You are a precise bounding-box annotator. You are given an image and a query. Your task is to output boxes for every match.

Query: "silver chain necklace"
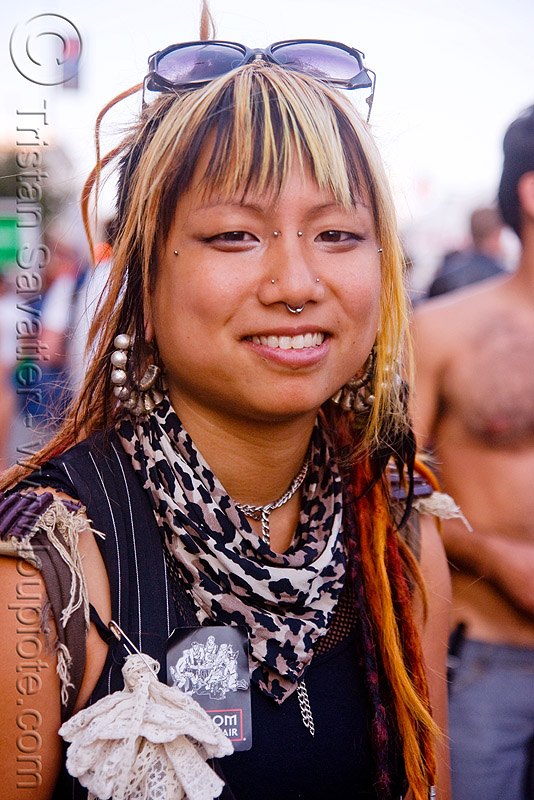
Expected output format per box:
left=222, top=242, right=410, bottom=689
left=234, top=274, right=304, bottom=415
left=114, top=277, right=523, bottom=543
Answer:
left=236, top=458, right=315, bottom=736
left=235, top=458, right=309, bottom=547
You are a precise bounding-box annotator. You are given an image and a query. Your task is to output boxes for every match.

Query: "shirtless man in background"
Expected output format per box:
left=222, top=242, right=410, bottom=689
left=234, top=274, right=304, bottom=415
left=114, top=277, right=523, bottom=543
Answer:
left=412, top=106, right=534, bottom=800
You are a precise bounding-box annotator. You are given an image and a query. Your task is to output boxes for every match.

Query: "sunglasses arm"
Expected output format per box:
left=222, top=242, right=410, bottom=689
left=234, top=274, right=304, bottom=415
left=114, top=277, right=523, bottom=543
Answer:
left=364, top=69, right=376, bottom=122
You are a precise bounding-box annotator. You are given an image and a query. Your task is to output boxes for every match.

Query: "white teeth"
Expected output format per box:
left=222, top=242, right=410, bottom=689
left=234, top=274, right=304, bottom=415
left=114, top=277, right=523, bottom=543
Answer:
left=254, top=333, right=325, bottom=349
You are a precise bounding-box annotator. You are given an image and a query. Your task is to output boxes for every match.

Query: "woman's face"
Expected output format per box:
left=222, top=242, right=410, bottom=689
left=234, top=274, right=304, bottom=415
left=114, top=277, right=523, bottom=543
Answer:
left=150, top=153, right=382, bottom=428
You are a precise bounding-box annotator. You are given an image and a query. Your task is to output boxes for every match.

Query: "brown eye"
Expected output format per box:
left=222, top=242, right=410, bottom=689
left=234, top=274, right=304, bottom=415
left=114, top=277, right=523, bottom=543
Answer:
left=206, top=231, right=257, bottom=243
left=323, top=230, right=342, bottom=242
left=221, top=231, right=247, bottom=241
left=316, top=230, right=362, bottom=243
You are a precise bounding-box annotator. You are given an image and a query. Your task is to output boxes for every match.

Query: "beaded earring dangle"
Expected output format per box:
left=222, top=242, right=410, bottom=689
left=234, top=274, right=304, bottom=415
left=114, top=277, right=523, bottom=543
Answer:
left=111, top=334, right=165, bottom=415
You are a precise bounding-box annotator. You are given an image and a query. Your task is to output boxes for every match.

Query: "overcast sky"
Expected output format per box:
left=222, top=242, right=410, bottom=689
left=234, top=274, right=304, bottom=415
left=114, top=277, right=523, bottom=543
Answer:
left=2, top=0, right=534, bottom=277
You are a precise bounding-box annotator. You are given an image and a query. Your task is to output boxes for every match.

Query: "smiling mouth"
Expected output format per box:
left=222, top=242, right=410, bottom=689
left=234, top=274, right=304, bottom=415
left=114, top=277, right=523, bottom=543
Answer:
left=249, top=333, right=326, bottom=350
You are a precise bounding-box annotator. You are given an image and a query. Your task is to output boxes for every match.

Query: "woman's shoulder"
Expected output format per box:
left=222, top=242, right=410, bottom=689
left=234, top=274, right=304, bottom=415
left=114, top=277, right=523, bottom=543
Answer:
left=16, top=429, right=133, bottom=510
left=0, top=429, right=125, bottom=560
left=39, top=428, right=121, bottom=482
left=0, top=432, right=120, bottom=714
left=0, top=484, right=93, bottom=718
left=0, top=477, right=111, bottom=796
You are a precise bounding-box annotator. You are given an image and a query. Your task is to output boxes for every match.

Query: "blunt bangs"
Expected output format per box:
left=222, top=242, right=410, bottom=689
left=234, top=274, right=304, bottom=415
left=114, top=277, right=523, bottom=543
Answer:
left=196, top=65, right=369, bottom=208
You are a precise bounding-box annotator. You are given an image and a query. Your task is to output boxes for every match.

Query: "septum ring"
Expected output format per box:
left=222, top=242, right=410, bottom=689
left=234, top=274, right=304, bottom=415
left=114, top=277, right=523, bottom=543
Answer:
left=286, top=303, right=305, bottom=314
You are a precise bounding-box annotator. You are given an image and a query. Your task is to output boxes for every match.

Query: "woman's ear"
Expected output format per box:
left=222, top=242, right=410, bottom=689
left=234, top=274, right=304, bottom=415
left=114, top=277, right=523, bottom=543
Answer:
left=517, top=171, right=534, bottom=221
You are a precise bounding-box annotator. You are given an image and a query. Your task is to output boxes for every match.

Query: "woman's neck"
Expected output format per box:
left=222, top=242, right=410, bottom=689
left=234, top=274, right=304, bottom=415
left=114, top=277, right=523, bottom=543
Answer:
left=169, top=396, right=317, bottom=508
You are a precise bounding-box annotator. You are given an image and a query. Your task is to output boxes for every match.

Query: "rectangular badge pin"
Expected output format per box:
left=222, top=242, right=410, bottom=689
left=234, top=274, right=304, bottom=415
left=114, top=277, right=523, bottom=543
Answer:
left=166, top=625, right=252, bottom=751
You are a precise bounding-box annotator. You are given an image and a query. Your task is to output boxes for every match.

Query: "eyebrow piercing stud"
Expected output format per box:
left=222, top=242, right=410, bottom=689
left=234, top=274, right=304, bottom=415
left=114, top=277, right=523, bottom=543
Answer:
left=377, top=248, right=383, bottom=253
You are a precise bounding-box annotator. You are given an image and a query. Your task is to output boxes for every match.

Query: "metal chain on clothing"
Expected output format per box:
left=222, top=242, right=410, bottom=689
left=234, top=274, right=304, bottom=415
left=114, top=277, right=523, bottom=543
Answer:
left=296, top=679, right=315, bottom=736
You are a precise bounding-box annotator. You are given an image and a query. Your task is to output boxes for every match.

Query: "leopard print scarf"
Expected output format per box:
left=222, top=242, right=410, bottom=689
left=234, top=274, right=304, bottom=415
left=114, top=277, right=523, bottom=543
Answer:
left=118, top=397, right=345, bottom=703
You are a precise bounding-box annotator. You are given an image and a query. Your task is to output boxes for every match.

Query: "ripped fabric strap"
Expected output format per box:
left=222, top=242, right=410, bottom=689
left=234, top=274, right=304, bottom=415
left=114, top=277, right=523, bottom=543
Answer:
left=0, top=490, right=90, bottom=720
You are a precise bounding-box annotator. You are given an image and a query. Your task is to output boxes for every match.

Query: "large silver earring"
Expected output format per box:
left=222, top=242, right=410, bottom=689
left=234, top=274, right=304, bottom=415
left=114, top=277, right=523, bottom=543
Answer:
left=331, top=348, right=375, bottom=412
left=111, top=334, right=164, bottom=415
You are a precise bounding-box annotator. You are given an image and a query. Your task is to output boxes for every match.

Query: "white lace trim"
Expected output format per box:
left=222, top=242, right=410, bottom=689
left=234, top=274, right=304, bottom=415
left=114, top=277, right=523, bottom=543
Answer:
left=59, top=653, right=233, bottom=800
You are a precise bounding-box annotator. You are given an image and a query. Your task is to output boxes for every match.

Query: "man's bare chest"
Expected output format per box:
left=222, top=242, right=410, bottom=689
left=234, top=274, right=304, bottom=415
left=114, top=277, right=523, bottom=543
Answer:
left=441, top=317, right=534, bottom=445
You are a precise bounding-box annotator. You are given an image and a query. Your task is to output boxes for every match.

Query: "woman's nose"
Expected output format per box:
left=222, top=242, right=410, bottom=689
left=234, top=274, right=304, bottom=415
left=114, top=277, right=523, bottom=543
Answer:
left=259, top=234, right=324, bottom=307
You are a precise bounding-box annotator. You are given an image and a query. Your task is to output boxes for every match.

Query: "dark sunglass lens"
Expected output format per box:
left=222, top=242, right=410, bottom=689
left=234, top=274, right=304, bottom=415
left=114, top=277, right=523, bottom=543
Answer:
left=272, top=42, right=362, bottom=83
left=156, top=43, right=246, bottom=84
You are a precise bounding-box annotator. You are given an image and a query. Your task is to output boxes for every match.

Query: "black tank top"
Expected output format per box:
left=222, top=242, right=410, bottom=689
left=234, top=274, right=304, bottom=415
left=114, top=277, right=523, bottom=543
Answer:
left=34, top=431, right=402, bottom=799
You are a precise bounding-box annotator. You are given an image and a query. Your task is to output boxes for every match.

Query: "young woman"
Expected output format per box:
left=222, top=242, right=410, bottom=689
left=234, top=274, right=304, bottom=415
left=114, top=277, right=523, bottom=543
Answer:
left=0, top=15, right=451, bottom=800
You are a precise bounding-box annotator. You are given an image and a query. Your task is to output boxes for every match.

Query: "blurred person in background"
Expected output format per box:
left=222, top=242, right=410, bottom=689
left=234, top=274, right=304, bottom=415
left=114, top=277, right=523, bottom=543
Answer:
left=412, top=105, right=534, bottom=800
left=67, top=217, right=115, bottom=395
left=0, top=274, right=17, bottom=471
left=426, top=205, right=506, bottom=298
left=24, top=236, right=84, bottom=429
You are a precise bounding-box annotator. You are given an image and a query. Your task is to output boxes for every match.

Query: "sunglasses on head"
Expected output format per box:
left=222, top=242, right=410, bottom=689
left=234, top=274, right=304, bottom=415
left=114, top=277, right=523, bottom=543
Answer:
left=145, top=39, right=376, bottom=120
